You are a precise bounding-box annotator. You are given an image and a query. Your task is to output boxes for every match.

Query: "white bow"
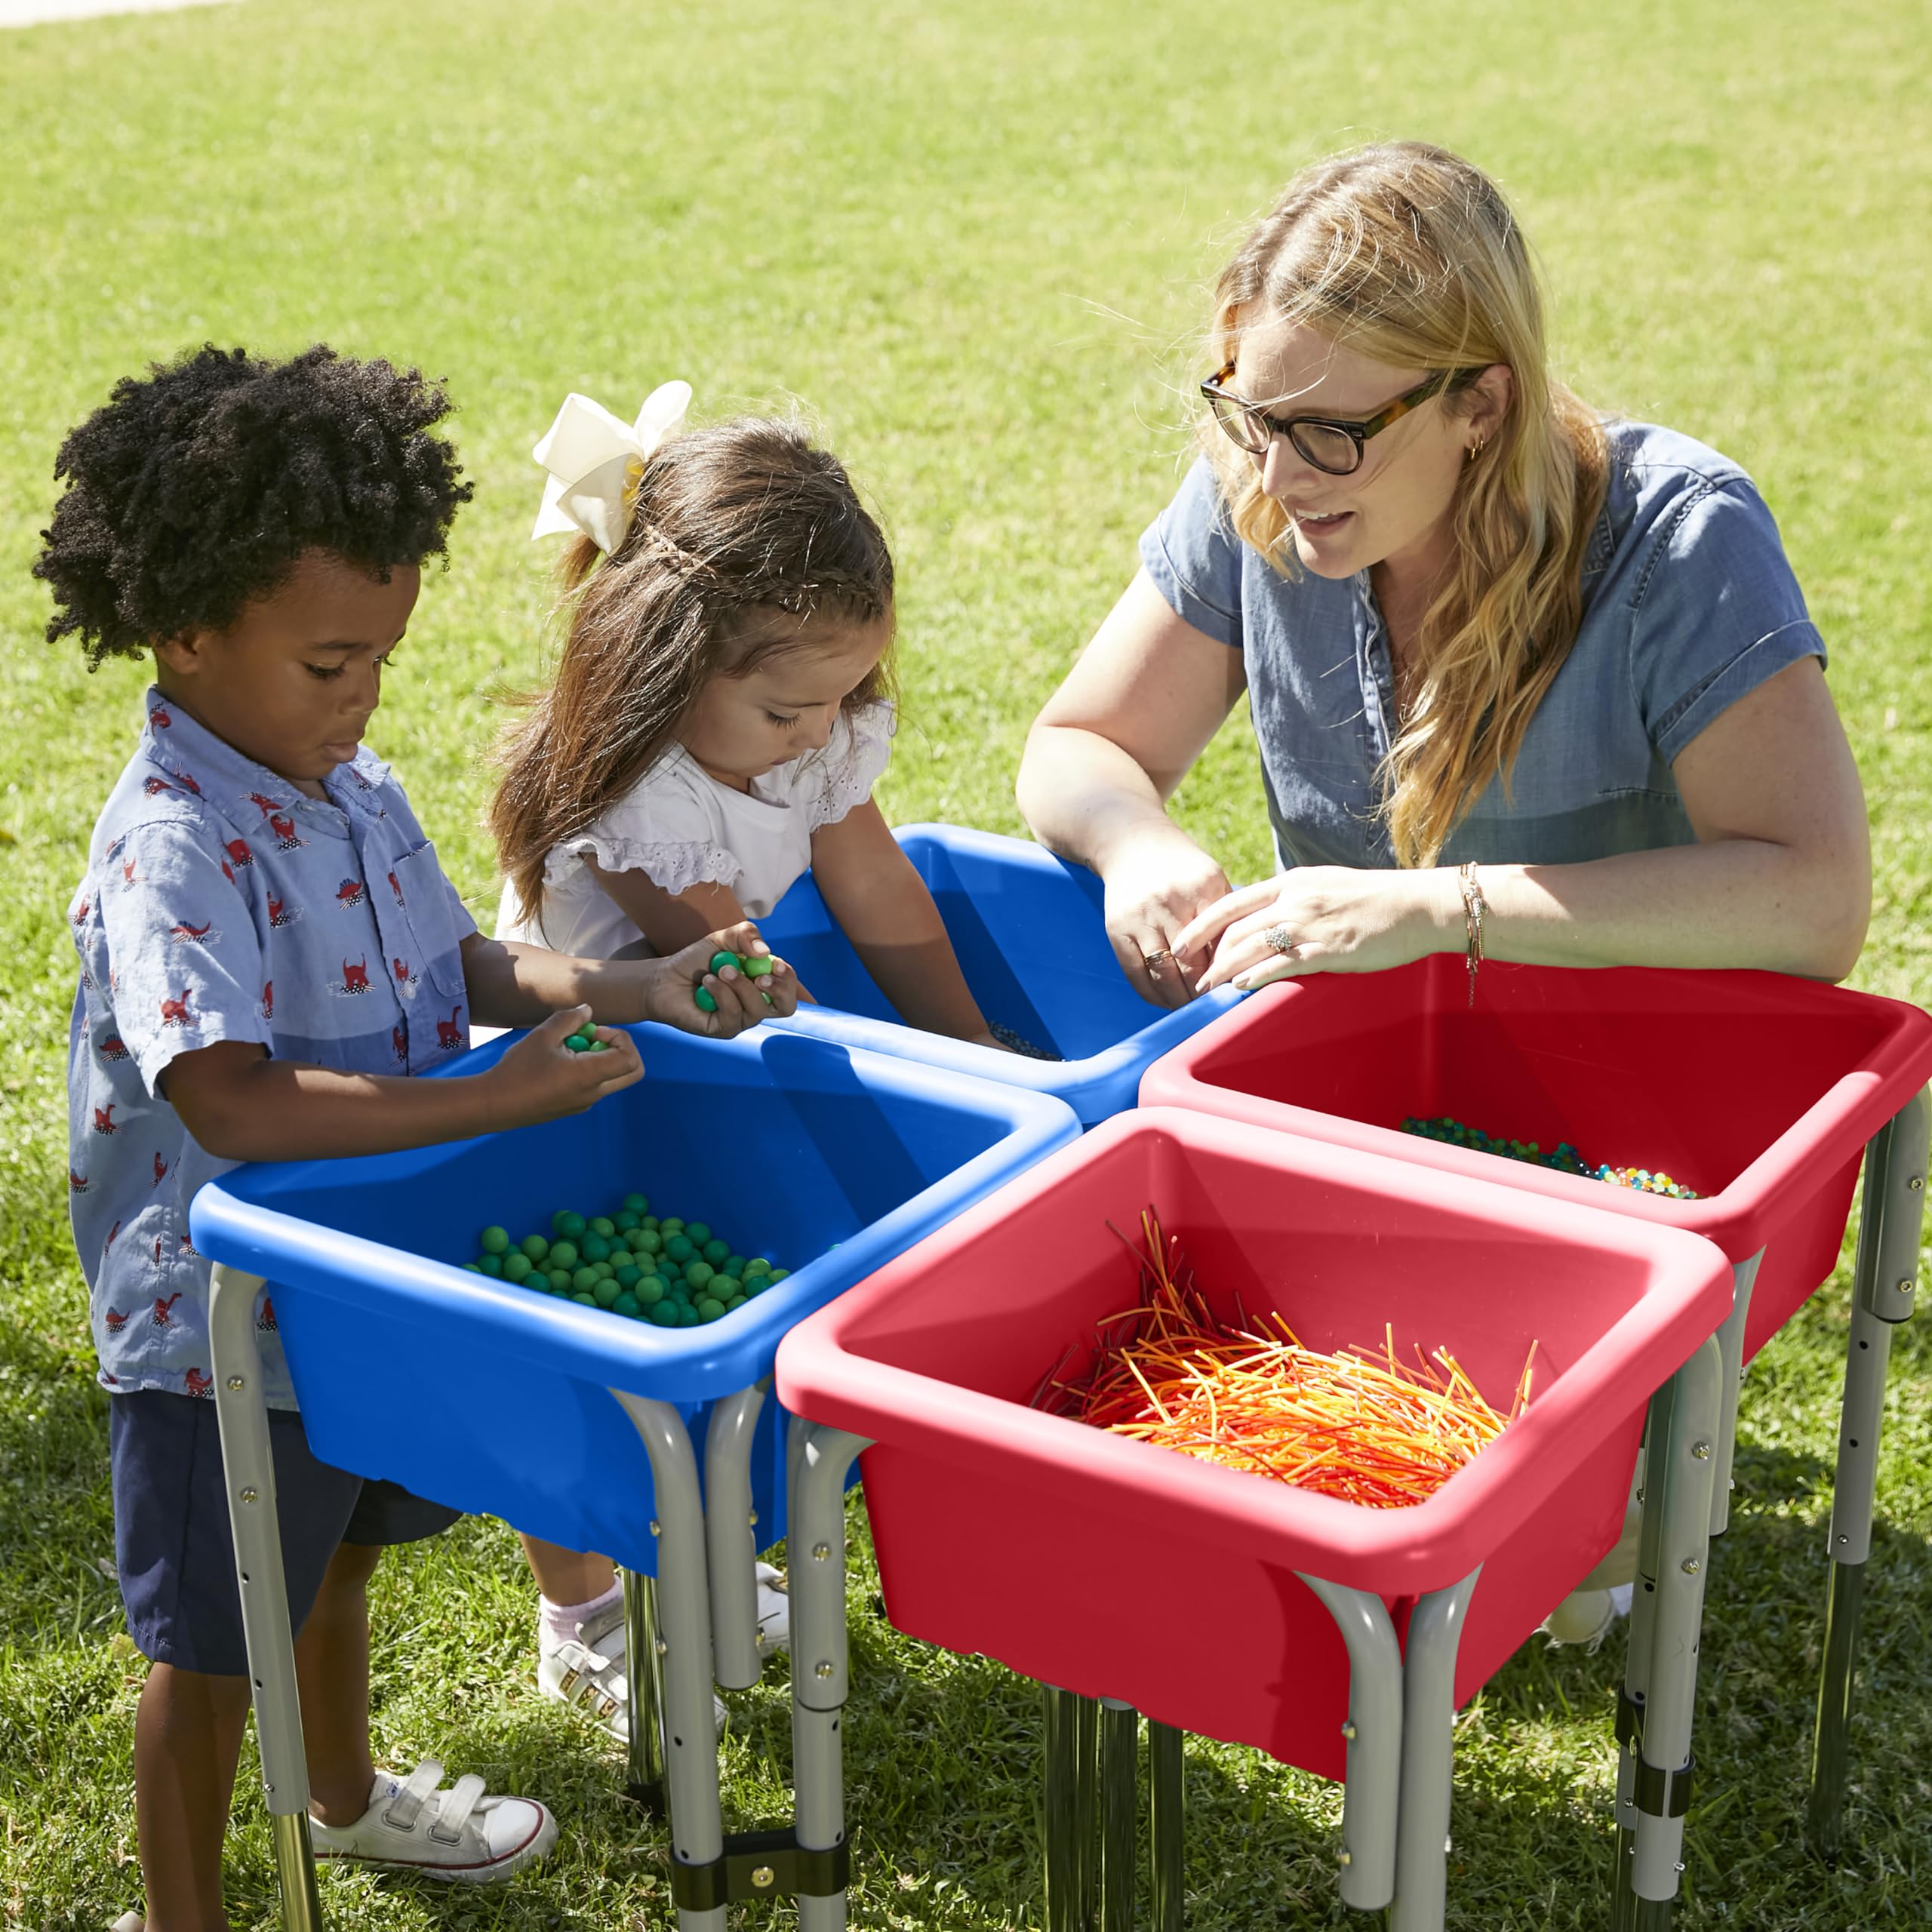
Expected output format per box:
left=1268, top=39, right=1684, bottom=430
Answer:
left=530, top=381, right=694, bottom=553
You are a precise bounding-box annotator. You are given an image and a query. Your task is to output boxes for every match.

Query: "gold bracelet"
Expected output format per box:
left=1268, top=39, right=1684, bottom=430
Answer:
left=1457, top=860, right=1487, bottom=1008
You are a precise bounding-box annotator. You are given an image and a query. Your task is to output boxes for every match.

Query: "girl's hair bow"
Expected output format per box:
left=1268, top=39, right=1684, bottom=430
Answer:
left=529, top=380, right=693, bottom=554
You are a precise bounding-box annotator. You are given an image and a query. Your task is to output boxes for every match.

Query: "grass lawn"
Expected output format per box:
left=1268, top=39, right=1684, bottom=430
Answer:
left=3, top=1, right=1930, bottom=1925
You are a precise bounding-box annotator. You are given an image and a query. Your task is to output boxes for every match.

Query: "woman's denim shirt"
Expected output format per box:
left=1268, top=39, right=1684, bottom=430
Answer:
left=1139, top=422, right=1826, bottom=869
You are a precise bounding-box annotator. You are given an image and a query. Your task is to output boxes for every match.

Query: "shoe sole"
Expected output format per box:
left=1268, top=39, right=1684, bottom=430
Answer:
left=315, top=1810, right=559, bottom=1884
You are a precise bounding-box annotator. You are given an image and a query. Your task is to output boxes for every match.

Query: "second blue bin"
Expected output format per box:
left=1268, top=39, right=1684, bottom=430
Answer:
left=760, top=823, right=1239, bottom=1124
left=189, top=1024, right=1079, bottom=1574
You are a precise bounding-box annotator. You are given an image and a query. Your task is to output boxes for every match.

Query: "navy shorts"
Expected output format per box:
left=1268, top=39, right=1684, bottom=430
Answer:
left=109, top=1389, right=460, bottom=1677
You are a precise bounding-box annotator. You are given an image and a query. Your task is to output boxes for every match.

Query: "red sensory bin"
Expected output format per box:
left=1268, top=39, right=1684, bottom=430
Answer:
left=776, top=1108, right=1730, bottom=1776
left=1141, top=959, right=1932, bottom=1361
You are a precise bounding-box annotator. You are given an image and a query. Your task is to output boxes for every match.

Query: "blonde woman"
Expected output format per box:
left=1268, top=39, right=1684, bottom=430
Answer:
left=1017, top=140, right=1869, bottom=1008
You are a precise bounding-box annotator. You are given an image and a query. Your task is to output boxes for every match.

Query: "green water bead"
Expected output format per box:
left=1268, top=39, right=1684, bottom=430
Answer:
left=721, top=1254, right=746, bottom=1275
left=768, top=1268, right=789, bottom=1284
left=648, top=1300, right=679, bottom=1327
left=694, top=986, right=718, bottom=1014
left=665, top=1234, right=694, bottom=1263
left=685, top=1221, right=712, bottom=1247
left=565, top=1034, right=588, bottom=1053
left=479, top=1225, right=509, bottom=1254
left=548, top=1240, right=579, bottom=1271
left=613, top=1291, right=642, bottom=1318
left=571, top=1266, right=600, bottom=1294
left=614, top=1263, right=641, bottom=1287
left=725, top=1294, right=747, bottom=1312
left=520, top=1234, right=550, bottom=1263
left=547, top=1269, right=572, bottom=1293
left=742, top=953, right=774, bottom=980
left=684, top=1260, right=715, bottom=1291
left=462, top=1262, right=482, bottom=1273
left=659, top=1217, right=684, bottom=1234
left=622, top=1191, right=650, bottom=1214
left=568, top=1291, right=594, bottom=1306
left=588, top=1216, right=615, bottom=1238
left=631, top=1228, right=662, bottom=1255
left=708, top=950, right=740, bottom=977
left=477, top=1253, right=503, bottom=1277
left=592, top=1276, right=622, bottom=1308
left=615, top=1211, right=640, bottom=1232
left=701, top=1237, right=730, bottom=1266
left=580, top=1233, right=611, bottom=1263
left=552, top=1211, right=586, bottom=1238
left=503, top=1252, right=533, bottom=1282
left=635, top=1275, right=665, bottom=1306
left=696, top=1296, right=725, bottom=1321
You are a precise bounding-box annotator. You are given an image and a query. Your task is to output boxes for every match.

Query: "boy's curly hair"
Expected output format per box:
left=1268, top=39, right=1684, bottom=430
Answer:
left=35, top=343, right=475, bottom=666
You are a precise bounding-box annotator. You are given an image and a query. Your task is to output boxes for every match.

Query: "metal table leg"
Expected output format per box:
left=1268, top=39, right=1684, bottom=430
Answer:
left=1074, top=1690, right=1100, bottom=1927
left=1146, top=1720, right=1184, bottom=1932
left=1628, top=1337, right=1723, bottom=1929
left=1298, top=1574, right=1404, bottom=1912
left=790, top=1420, right=870, bottom=1931
left=622, top=1567, right=669, bottom=1814
left=1098, top=1699, right=1137, bottom=1932
left=704, top=1382, right=769, bottom=1690
left=1389, top=1568, right=1482, bottom=1932
left=1807, top=1088, right=1929, bottom=1861
left=1043, top=1685, right=1086, bottom=1932
left=613, top=1392, right=725, bottom=1932
left=208, top=1263, right=325, bottom=1932
left=1708, top=1252, right=1760, bottom=1539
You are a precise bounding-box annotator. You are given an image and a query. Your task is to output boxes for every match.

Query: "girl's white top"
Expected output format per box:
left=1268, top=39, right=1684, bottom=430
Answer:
left=496, top=702, right=894, bottom=958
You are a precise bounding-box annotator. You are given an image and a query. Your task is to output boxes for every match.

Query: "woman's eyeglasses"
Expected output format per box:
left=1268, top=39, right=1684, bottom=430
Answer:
left=1201, top=363, right=1481, bottom=476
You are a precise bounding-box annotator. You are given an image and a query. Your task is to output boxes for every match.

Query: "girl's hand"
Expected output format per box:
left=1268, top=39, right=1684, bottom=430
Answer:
left=486, top=1007, right=645, bottom=1127
left=1099, top=826, right=1234, bottom=1009
left=637, top=924, right=800, bottom=1036
left=1183, top=867, right=1457, bottom=992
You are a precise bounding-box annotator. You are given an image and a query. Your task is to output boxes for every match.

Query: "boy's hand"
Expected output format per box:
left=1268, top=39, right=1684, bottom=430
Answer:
left=486, top=1006, right=644, bottom=1128
left=638, top=924, right=800, bottom=1036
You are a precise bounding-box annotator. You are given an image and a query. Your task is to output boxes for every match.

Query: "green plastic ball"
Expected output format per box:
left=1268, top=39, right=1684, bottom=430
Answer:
left=638, top=1214, right=660, bottom=1232
left=580, top=1233, right=611, bottom=1263
left=571, top=1266, right=600, bottom=1294
left=621, top=1192, right=650, bottom=1214
left=696, top=1296, right=725, bottom=1321
left=549, top=1269, right=573, bottom=1293
left=479, top=1226, right=509, bottom=1254
left=702, top=1237, right=730, bottom=1266
left=744, top=1256, right=771, bottom=1277
left=614, top=1263, right=641, bottom=1289
left=615, top=1211, right=640, bottom=1232
left=659, top=1217, right=684, bottom=1235
left=589, top=1216, right=615, bottom=1238
left=503, top=1252, right=532, bottom=1282
left=462, top=1262, right=482, bottom=1273
left=686, top=1221, right=712, bottom=1247
left=520, top=1234, right=550, bottom=1263
left=768, top=1268, right=789, bottom=1284
left=632, top=1228, right=663, bottom=1255
left=725, top=1294, right=746, bottom=1312
left=592, top=1277, right=622, bottom=1308
left=665, top=1234, right=694, bottom=1263
left=635, top=1275, right=665, bottom=1306
left=648, top=1300, right=678, bottom=1327
left=558, top=1211, right=587, bottom=1240
left=684, top=1260, right=714, bottom=1291
left=573, top=1292, right=598, bottom=1306
left=547, top=1240, right=579, bottom=1271
left=613, top=1292, right=642, bottom=1318
left=477, top=1253, right=503, bottom=1277
left=721, top=1254, right=746, bottom=1278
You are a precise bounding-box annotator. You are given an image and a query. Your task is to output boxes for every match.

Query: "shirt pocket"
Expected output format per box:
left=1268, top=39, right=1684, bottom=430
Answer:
left=388, top=844, right=469, bottom=1000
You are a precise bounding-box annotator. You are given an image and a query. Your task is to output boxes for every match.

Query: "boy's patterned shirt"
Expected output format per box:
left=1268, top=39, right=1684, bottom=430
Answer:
left=66, top=690, right=477, bottom=1407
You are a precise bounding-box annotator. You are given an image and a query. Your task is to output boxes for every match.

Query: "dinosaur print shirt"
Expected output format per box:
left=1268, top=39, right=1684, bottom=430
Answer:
left=66, top=691, right=476, bottom=1408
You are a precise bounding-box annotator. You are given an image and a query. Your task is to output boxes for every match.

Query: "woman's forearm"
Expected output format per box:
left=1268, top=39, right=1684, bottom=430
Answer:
left=1451, top=836, right=1869, bottom=980
left=1016, top=721, right=1199, bottom=873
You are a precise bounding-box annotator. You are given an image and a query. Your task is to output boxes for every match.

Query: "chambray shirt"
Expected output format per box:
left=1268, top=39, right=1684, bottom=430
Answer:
left=66, top=692, right=476, bottom=1408
left=1140, top=422, right=1826, bottom=869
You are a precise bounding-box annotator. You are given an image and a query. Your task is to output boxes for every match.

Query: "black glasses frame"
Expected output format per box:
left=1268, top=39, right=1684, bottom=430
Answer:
left=1200, top=363, right=1482, bottom=475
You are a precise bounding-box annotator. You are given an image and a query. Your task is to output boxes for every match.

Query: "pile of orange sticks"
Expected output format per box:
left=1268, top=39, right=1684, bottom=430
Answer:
left=1032, top=1210, right=1537, bottom=1509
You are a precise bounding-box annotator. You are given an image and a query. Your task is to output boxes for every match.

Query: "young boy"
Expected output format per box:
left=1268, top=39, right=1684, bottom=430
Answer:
left=38, top=343, right=793, bottom=1931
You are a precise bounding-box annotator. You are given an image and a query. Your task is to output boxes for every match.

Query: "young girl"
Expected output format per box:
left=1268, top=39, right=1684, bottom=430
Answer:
left=490, top=387, right=1005, bottom=1735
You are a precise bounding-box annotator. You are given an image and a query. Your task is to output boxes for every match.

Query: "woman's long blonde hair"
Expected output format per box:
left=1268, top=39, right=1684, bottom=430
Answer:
left=1207, top=140, right=1607, bottom=867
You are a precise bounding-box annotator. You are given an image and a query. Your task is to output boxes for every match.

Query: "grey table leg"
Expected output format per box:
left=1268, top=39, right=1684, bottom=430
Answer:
left=1098, top=1699, right=1137, bottom=1932
left=1298, top=1574, right=1404, bottom=1912
left=1146, top=1720, right=1184, bottom=1932
left=1612, top=1397, right=1665, bottom=1932
left=613, top=1392, right=725, bottom=1932
left=1708, top=1252, right=1760, bottom=1539
left=790, top=1420, right=870, bottom=1932
left=1808, top=1088, right=1929, bottom=1861
left=1074, top=1690, right=1100, bottom=1930
left=1389, top=1568, right=1481, bottom=1932
left=622, top=1567, right=669, bottom=1814
left=704, top=1382, right=769, bottom=1690
left=1628, top=1337, right=1722, bottom=1925
left=208, top=1263, right=325, bottom=1932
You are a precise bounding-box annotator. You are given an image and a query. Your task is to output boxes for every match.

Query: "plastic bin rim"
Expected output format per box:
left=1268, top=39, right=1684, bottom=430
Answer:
left=1139, top=971, right=1932, bottom=1256
left=776, top=1106, right=1734, bottom=1592
left=189, top=1031, right=1081, bottom=1401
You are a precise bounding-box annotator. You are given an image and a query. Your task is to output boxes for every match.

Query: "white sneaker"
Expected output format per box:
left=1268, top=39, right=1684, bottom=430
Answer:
left=754, top=1561, right=791, bottom=1654
left=309, top=1761, right=557, bottom=1882
left=539, top=1594, right=736, bottom=1742
left=1543, top=1581, right=1635, bottom=1651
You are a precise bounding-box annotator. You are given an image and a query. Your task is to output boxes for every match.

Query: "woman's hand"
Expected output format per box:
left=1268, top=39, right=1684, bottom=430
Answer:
left=486, top=1007, right=645, bottom=1127
left=1100, top=826, right=1235, bottom=1009
left=633, top=924, right=800, bottom=1035
left=1183, top=867, right=1457, bottom=992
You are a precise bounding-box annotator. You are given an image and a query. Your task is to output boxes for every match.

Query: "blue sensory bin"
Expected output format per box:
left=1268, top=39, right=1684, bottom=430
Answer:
left=189, top=1025, right=1079, bottom=1575
left=760, top=823, right=1240, bottom=1125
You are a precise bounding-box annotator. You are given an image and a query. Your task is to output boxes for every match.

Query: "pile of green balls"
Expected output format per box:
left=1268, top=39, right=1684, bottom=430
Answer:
left=463, top=1192, right=792, bottom=1325
left=694, top=949, right=775, bottom=1014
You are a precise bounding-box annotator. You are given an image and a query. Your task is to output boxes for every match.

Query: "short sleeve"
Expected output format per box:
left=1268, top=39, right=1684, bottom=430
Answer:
left=806, top=702, right=896, bottom=832
left=1631, top=478, right=1826, bottom=764
left=1138, top=457, right=1245, bottom=650
left=96, top=820, right=269, bottom=1095
left=551, top=758, right=744, bottom=900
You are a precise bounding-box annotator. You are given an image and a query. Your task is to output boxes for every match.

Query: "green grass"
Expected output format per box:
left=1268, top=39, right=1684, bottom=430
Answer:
left=2, top=0, right=1930, bottom=1924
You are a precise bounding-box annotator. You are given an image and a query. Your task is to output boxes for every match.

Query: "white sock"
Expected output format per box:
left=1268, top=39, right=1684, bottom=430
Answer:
left=538, top=1580, right=623, bottom=1653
